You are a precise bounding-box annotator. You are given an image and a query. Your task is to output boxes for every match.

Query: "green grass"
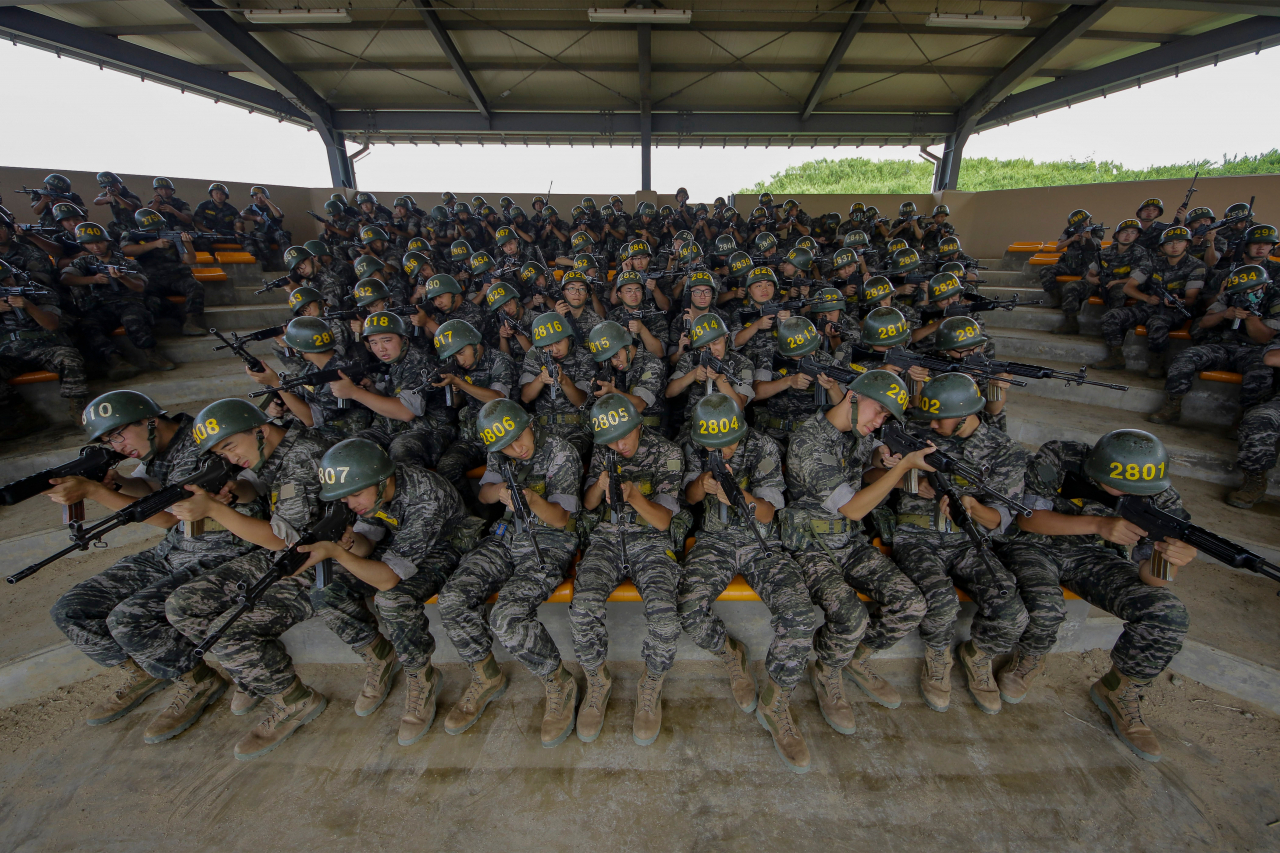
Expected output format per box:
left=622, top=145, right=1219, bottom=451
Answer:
left=741, top=150, right=1280, bottom=194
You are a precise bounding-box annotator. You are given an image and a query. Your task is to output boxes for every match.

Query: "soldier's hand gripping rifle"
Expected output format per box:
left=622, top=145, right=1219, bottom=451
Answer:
left=211, top=327, right=282, bottom=408
left=698, top=348, right=731, bottom=395
left=1, top=445, right=125, bottom=531
left=247, top=360, right=385, bottom=399
left=542, top=349, right=562, bottom=402
left=8, top=457, right=237, bottom=584
left=797, top=355, right=859, bottom=409
left=705, top=450, right=773, bottom=558
left=1117, top=495, right=1280, bottom=586
left=499, top=458, right=549, bottom=572
left=606, top=451, right=631, bottom=573
left=17, top=186, right=79, bottom=206
left=961, top=353, right=1130, bottom=391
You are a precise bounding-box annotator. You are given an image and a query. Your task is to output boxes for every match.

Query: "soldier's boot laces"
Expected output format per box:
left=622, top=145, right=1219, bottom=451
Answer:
left=1051, top=311, right=1080, bottom=335
left=443, top=654, right=507, bottom=735
left=755, top=677, right=811, bottom=774
left=540, top=662, right=578, bottom=748
left=809, top=659, right=857, bottom=735
left=996, top=648, right=1047, bottom=704
left=576, top=664, right=612, bottom=743
left=105, top=354, right=141, bottom=382
left=845, top=642, right=901, bottom=709
left=229, top=683, right=262, bottom=716
left=234, top=677, right=327, bottom=761
left=1147, top=394, right=1183, bottom=425
left=1145, top=349, right=1167, bottom=379
left=142, top=349, right=176, bottom=372
left=353, top=634, right=400, bottom=717
left=920, top=645, right=953, bottom=713
left=87, top=658, right=170, bottom=726
left=398, top=663, right=440, bottom=746
left=1091, top=345, right=1127, bottom=371
left=1091, top=666, right=1162, bottom=762
left=959, top=640, right=1002, bottom=714
left=1226, top=468, right=1269, bottom=509
left=143, top=661, right=228, bottom=743
left=715, top=636, right=758, bottom=713
left=632, top=668, right=666, bottom=746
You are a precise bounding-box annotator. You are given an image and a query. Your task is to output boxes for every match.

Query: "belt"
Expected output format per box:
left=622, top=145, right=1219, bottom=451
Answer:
left=604, top=506, right=650, bottom=527
left=897, top=512, right=954, bottom=533
left=757, top=413, right=802, bottom=432
left=8, top=330, right=56, bottom=342
left=641, top=415, right=661, bottom=428
left=809, top=517, right=854, bottom=535
left=538, top=413, right=582, bottom=425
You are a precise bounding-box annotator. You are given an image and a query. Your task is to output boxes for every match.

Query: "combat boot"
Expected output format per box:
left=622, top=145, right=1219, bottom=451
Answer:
left=959, top=640, right=1002, bottom=714
left=809, top=658, right=857, bottom=734
left=1090, top=345, right=1127, bottom=371
left=1090, top=666, right=1162, bottom=762
left=181, top=314, right=206, bottom=337
left=443, top=654, right=507, bottom=735
left=233, top=677, right=327, bottom=760
left=1226, top=468, right=1269, bottom=509
left=141, top=349, right=176, bottom=372
left=845, top=642, right=901, bottom=709
left=714, top=636, right=757, bottom=713
left=352, top=633, right=400, bottom=717
left=86, top=658, right=170, bottom=726
left=229, top=683, right=261, bottom=716
left=633, top=668, right=666, bottom=746
left=1147, top=393, right=1183, bottom=425
left=398, top=663, right=440, bottom=746
left=756, top=677, right=811, bottom=774
left=1051, top=311, right=1080, bottom=335
left=920, top=645, right=953, bottom=712
left=996, top=647, right=1046, bottom=704
left=540, top=662, right=578, bottom=748
left=143, top=661, right=228, bottom=743
left=577, top=664, right=612, bottom=743
left=66, top=395, right=89, bottom=424
left=105, top=353, right=141, bottom=381
left=1145, top=349, right=1167, bottom=379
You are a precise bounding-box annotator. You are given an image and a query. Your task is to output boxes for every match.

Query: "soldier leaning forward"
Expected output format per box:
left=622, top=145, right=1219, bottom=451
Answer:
left=995, top=430, right=1195, bottom=762
left=574, top=395, right=685, bottom=747
left=586, top=320, right=667, bottom=431
left=665, top=313, right=756, bottom=443
left=519, top=311, right=597, bottom=461
left=1055, top=220, right=1150, bottom=336
left=165, top=401, right=333, bottom=760
left=753, top=316, right=843, bottom=449
left=240, top=186, right=291, bottom=270
left=438, top=400, right=584, bottom=747
left=284, top=286, right=364, bottom=368
left=302, top=439, right=483, bottom=746
left=679, top=394, right=817, bottom=772
left=730, top=267, right=791, bottom=367
left=783, top=371, right=929, bottom=735
left=120, top=208, right=206, bottom=336
left=49, top=392, right=261, bottom=743
left=1039, top=208, right=1102, bottom=310
left=0, top=260, right=88, bottom=423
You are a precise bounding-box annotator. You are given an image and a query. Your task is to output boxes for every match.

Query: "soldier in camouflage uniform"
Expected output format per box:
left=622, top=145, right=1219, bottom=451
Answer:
left=438, top=400, right=584, bottom=747
left=929, top=316, right=1012, bottom=433
left=1134, top=197, right=1188, bottom=254
left=996, top=430, right=1195, bottom=762
left=754, top=316, right=845, bottom=449
left=146, top=177, right=194, bottom=229
left=547, top=272, right=604, bottom=344
left=1058, top=219, right=1151, bottom=336
left=92, top=171, right=144, bottom=243
left=305, top=238, right=358, bottom=309
left=191, top=183, right=243, bottom=252
left=1206, top=221, right=1280, bottom=304
left=919, top=205, right=957, bottom=255
left=586, top=320, right=666, bottom=431
left=731, top=267, right=792, bottom=367
left=519, top=311, right=596, bottom=461
left=415, top=273, right=491, bottom=342
left=608, top=271, right=669, bottom=359
left=484, top=281, right=536, bottom=360
left=666, top=312, right=755, bottom=443
left=240, top=186, right=290, bottom=269
left=0, top=260, right=88, bottom=423
left=121, top=208, right=206, bottom=336
left=48, top=391, right=259, bottom=741
left=1226, top=341, right=1280, bottom=508
left=387, top=196, right=421, bottom=252
left=0, top=217, right=57, bottom=287
left=1040, top=209, right=1103, bottom=315
left=27, top=173, right=86, bottom=229
left=883, top=201, right=923, bottom=250
left=666, top=269, right=729, bottom=364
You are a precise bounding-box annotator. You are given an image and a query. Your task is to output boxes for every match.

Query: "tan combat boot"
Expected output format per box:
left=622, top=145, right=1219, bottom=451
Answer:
left=143, top=661, right=228, bottom=743
left=715, top=636, right=758, bottom=713
left=352, top=634, right=400, bottom=717
left=540, top=662, right=578, bottom=748
left=577, top=664, right=613, bottom=743
left=1090, top=666, right=1162, bottom=762
left=809, top=659, right=857, bottom=735
left=398, top=663, right=440, bottom=746
left=1145, top=349, right=1167, bottom=379
left=233, top=677, right=327, bottom=761
left=1226, top=468, right=1269, bottom=509
left=845, top=643, right=901, bottom=709
left=1091, top=345, right=1127, bottom=371
left=181, top=315, right=206, bottom=336
left=87, top=658, right=170, bottom=726
left=756, top=677, right=811, bottom=774
left=104, top=354, right=141, bottom=382
left=920, top=645, right=953, bottom=712
left=959, top=640, right=1002, bottom=715
left=1147, top=394, right=1183, bottom=425
left=996, top=648, right=1047, bottom=704
left=1051, top=311, right=1080, bottom=335
left=443, top=654, right=507, bottom=735
left=142, top=349, right=176, bottom=372
left=633, top=668, right=666, bottom=746
left=229, top=683, right=261, bottom=716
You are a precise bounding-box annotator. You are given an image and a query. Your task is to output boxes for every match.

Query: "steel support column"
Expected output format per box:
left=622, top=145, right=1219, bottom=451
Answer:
left=324, top=131, right=355, bottom=189
left=639, top=23, right=653, bottom=191
left=933, top=133, right=965, bottom=192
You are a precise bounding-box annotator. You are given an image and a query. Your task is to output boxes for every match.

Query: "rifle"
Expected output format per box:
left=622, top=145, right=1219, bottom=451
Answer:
left=1193, top=195, right=1255, bottom=238
left=7, top=457, right=237, bottom=584
left=213, top=325, right=284, bottom=348
left=1, top=445, right=125, bottom=532
left=413, top=363, right=457, bottom=408
left=14, top=224, right=62, bottom=237
left=1, top=284, right=43, bottom=320
left=606, top=451, right=630, bottom=573
left=881, top=420, right=1033, bottom=517
left=1156, top=289, right=1192, bottom=320
left=121, top=229, right=198, bottom=245
left=17, top=186, right=78, bottom=206
left=705, top=449, right=773, bottom=558
left=1180, top=171, right=1200, bottom=219
left=698, top=348, right=732, bottom=395
left=210, top=328, right=270, bottom=373
left=498, top=458, right=549, bottom=572
left=1227, top=289, right=1264, bottom=331
left=844, top=344, right=1030, bottom=387
left=542, top=349, right=561, bottom=401
left=256, top=273, right=295, bottom=295
left=961, top=354, right=1130, bottom=391
left=247, top=360, right=386, bottom=400
left=921, top=294, right=1041, bottom=320
left=195, top=503, right=353, bottom=655
left=307, top=210, right=337, bottom=226
left=738, top=297, right=822, bottom=324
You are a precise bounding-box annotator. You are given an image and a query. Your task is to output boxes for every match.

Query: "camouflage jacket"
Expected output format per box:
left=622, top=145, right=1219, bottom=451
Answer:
left=757, top=348, right=840, bottom=426
left=119, top=236, right=193, bottom=282
left=519, top=343, right=596, bottom=418
left=352, top=464, right=468, bottom=579
left=1194, top=281, right=1280, bottom=346
left=586, top=427, right=683, bottom=536
left=682, top=427, right=785, bottom=540
left=1089, top=242, right=1152, bottom=285
left=477, top=425, right=581, bottom=550
left=608, top=303, right=670, bottom=351
left=455, top=344, right=518, bottom=441
left=240, top=422, right=333, bottom=545
left=611, top=347, right=666, bottom=417
left=783, top=412, right=876, bottom=549
left=102, top=187, right=144, bottom=230
left=1142, top=253, right=1207, bottom=301
left=288, top=357, right=375, bottom=434
left=0, top=281, right=65, bottom=336
left=192, top=200, right=240, bottom=233
left=64, top=250, right=148, bottom=310
left=670, top=347, right=755, bottom=417
left=2, top=239, right=56, bottom=287
left=153, top=197, right=193, bottom=230
left=369, top=344, right=450, bottom=434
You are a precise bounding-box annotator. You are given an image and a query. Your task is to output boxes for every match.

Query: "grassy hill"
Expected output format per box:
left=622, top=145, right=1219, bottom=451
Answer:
left=741, top=150, right=1280, bottom=194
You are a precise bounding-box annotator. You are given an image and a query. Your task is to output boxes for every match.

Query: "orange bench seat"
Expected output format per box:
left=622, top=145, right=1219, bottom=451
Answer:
left=1028, top=254, right=1062, bottom=266
left=193, top=252, right=216, bottom=265
left=6, top=370, right=58, bottom=385
left=193, top=267, right=228, bottom=283
left=1056, top=275, right=1081, bottom=283
left=215, top=251, right=257, bottom=264
left=1134, top=321, right=1192, bottom=340
left=1199, top=371, right=1243, bottom=384
left=211, top=243, right=245, bottom=252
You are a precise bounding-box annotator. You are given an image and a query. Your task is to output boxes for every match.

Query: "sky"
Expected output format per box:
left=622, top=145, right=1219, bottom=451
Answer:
left=2, top=39, right=1279, bottom=197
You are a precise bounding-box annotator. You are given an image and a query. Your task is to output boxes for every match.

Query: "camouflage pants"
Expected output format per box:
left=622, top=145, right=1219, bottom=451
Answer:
left=242, top=227, right=291, bottom=265
left=1038, top=256, right=1090, bottom=300
left=0, top=337, right=88, bottom=398
left=1237, top=398, right=1280, bottom=473
left=310, top=551, right=457, bottom=671
left=540, top=419, right=593, bottom=464
left=893, top=534, right=1028, bottom=654
left=166, top=550, right=315, bottom=696
left=570, top=531, right=681, bottom=674
left=438, top=532, right=576, bottom=677
left=435, top=437, right=487, bottom=488
left=1166, top=342, right=1273, bottom=408
left=357, top=422, right=454, bottom=469
left=1100, top=303, right=1187, bottom=351
left=146, top=272, right=204, bottom=317
left=77, top=299, right=156, bottom=359
left=998, top=540, right=1188, bottom=681
left=678, top=533, right=815, bottom=689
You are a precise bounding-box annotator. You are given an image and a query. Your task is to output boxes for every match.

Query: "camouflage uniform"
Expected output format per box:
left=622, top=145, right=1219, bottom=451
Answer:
left=1164, top=284, right=1280, bottom=409
left=668, top=347, right=755, bottom=440
left=920, top=221, right=957, bottom=255
left=665, top=306, right=731, bottom=354
left=51, top=415, right=261, bottom=679
left=389, top=214, right=421, bottom=253
left=608, top=304, right=670, bottom=355
left=438, top=430, right=582, bottom=677
left=1136, top=220, right=1177, bottom=254
left=191, top=200, right=241, bottom=252
left=241, top=203, right=290, bottom=264
left=63, top=251, right=157, bottom=361
left=754, top=348, right=839, bottom=448
left=152, top=197, right=193, bottom=230
left=519, top=344, right=597, bottom=461
left=1039, top=230, right=1103, bottom=302
left=316, top=258, right=358, bottom=310
left=1236, top=390, right=1280, bottom=475
left=37, top=192, right=86, bottom=229
left=0, top=283, right=87, bottom=402
left=487, top=306, right=536, bottom=362
left=611, top=347, right=667, bottom=427
left=1100, top=253, right=1205, bottom=351
left=119, top=235, right=204, bottom=320
left=996, top=440, right=1189, bottom=680
left=436, top=298, right=492, bottom=343
left=356, top=345, right=455, bottom=468
left=2, top=238, right=57, bottom=287
left=679, top=430, right=815, bottom=689
left=165, top=424, right=332, bottom=696
left=1076, top=242, right=1152, bottom=316
left=435, top=345, right=518, bottom=487
left=571, top=429, right=684, bottom=674
left=102, top=187, right=144, bottom=243
left=286, top=358, right=375, bottom=441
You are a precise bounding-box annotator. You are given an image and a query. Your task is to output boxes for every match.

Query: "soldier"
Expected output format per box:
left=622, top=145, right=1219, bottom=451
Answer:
left=828, top=244, right=870, bottom=306
left=752, top=316, right=843, bottom=450
left=616, top=238, right=672, bottom=312
left=1057, top=220, right=1151, bottom=336
left=1040, top=209, right=1102, bottom=313
left=298, top=438, right=476, bottom=744
left=283, top=286, right=362, bottom=369
left=387, top=196, right=421, bottom=251
left=431, top=319, right=518, bottom=492
left=485, top=281, right=535, bottom=359
left=668, top=269, right=729, bottom=365
left=607, top=273, right=669, bottom=362
left=92, top=171, right=143, bottom=243
left=679, top=395, right=817, bottom=771
left=884, top=201, right=923, bottom=249
left=0, top=216, right=57, bottom=287
left=731, top=267, right=790, bottom=367
left=666, top=311, right=755, bottom=441
left=1134, top=197, right=1187, bottom=254
left=305, top=239, right=359, bottom=309
left=27, top=173, right=85, bottom=229
left=587, top=320, right=666, bottom=432
left=551, top=272, right=605, bottom=340
left=1184, top=207, right=1226, bottom=268
left=191, top=182, right=243, bottom=250
left=1226, top=342, right=1280, bottom=507
left=783, top=370, right=930, bottom=732
left=808, top=286, right=855, bottom=349
left=574, top=394, right=684, bottom=746
left=930, top=316, right=1012, bottom=431
left=316, top=198, right=359, bottom=256
left=164, top=399, right=332, bottom=759
left=519, top=311, right=596, bottom=460
left=121, top=208, right=206, bottom=335
left=146, top=177, right=194, bottom=229
left=47, top=391, right=259, bottom=741
left=414, top=273, right=490, bottom=342
left=240, top=186, right=290, bottom=269
left=0, top=260, right=88, bottom=424
left=914, top=272, right=993, bottom=353
left=1207, top=222, right=1280, bottom=303
left=919, top=204, right=957, bottom=255
left=997, top=430, right=1195, bottom=761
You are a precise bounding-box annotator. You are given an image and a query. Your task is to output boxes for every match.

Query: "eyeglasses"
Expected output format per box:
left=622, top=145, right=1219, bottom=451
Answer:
left=100, top=426, right=129, bottom=446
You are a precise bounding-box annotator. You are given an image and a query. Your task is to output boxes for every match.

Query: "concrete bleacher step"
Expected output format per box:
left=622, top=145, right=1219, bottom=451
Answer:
left=195, top=261, right=280, bottom=291
left=199, top=303, right=291, bottom=331
left=202, top=279, right=292, bottom=307
left=982, top=303, right=1104, bottom=335
left=974, top=269, right=1030, bottom=288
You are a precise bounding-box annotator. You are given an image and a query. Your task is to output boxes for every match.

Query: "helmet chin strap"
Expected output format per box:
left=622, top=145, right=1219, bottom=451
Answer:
left=141, top=417, right=160, bottom=462
left=250, top=427, right=268, bottom=473
left=368, top=477, right=391, bottom=515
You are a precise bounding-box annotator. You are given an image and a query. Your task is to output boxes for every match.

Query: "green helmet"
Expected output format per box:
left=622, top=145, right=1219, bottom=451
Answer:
left=1137, top=197, right=1164, bottom=216
left=1224, top=264, right=1270, bottom=294
left=303, top=239, right=328, bottom=258
left=746, top=267, right=778, bottom=288
left=287, top=286, right=323, bottom=315
left=393, top=196, right=411, bottom=211
left=784, top=246, right=813, bottom=271
left=831, top=248, right=857, bottom=270
left=425, top=273, right=461, bottom=299
left=915, top=373, right=984, bottom=419
left=52, top=203, right=81, bottom=222
left=573, top=253, right=598, bottom=272
left=318, top=438, right=395, bottom=503
left=520, top=262, right=547, bottom=286
left=283, top=244, right=312, bottom=270
left=470, top=252, right=495, bottom=275
left=531, top=312, right=573, bottom=347
left=441, top=192, right=457, bottom=204
left=74, top=222, right=109, bottom=244
left=450, top=240, right=472, bottom=263
left=208, top=182, right=229, bottom=197
left=359, top=225, right=388, bottom=245
left=250, top=186, right=270, bottom=200
left=860, top=276, right=894, bottom=305
left=899, top=201, right=916, bottom=216
left=192, top=398, right=269, bottom=456
left=435, top=318, right=482, bottom=359
left=406, top=237, right=430, bottom=253
left=932, top=204, right=950, bottom=217
left=690, top=312, right=727, bottom=348
left=331, top=192, right=348, bottom=202
left=615, top=270, right=643, bottom=291
left=1226, top=202, right=1252, bottom=219
left=96, top=171, right=121, bottom=187
left=476, top=399, right=533, bottom=452
left=1185, top=207, right=1214, bottom=226
left=570, top=231, right=595, bottom=253
left=810, top=287, right=846, bottom=314
left=936, top=236, right=962, bottom=256
left=493, top=227, right=517, bottom=247
left=152, top=177, right=174, bottom=190
left=938, top=261, right=967, bottom=278
left=862, top=307, right=911, bottom=346
left=886, top=238, right=909, bottom=255
left=353, top=255, right=384, bottom=280
left=759, top=191, right=775, bottom=206
left=587, top=320, right=632, bottom=363
left=402, top=250, right=430, bottom=280
left=1083, top=429, right=1171, bottom=496
left=849, top=202, right=865, bottom=215
left=1160, top=226, right=1193, bottom=245
left=678, top=241, right=703, bottom=266
left=727, top=251, right=753, bottom=279
left=455, top=201, right=473, bottom=216
left=323, top=199, right=344, bottom=217
left=890, top=248, right=921, bottom=275
left=81, top=390, right=165, bottom=443
left=794, top=236, right=819, bottom=254
left=686, top=270, right=717, bottom=294
left=843, top=230, right=869, bottom=249
left=354, top=192, right=377, bottom=206
left=590, top=393, right=640, bottom=444
left=754, top=232, right=777, bottom=253
left=581, top=196, right=597, bottom=210
left=509, top=206, right=526, bottom=220
left=928, top=272, right=963, bottom=302
left=564, top=270, right=592, bottom=289
left=353, top=278, right=390, bottom=307
left=363, top=310, right=408, bottom=338
left=1067, top=209, right=1091, bottom=229
left=134, top=209, right=164, bottom=232
left=636, top=201, right=657, bottom=217
left=933, top=316, right=988, bottom=351
left=472, top=196, right=487, bottom=208
left=0, top=259, right=14, bottom=282
left=1244, top=224, right=1278, bottom=245
left=542, top=205, right=558, bottom=218
left=500, top=196, right=514, bottom=208
left=849, top=369, right=908, bottom=421
left=864, top=205, right=879, bottom=219
left=1114, top=219, right=1143, bottom=237
left=776, top=317, right=820, bottom=358
left=713, top=234, right=737, bottom=255
left=691, top=394, right=748, bottom=449
left=485, top=281, right=520, bottom=312
left=284, top=317, right=336, bottom=352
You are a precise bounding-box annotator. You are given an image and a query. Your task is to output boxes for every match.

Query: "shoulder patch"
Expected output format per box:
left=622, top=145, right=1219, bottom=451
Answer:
left=850, top=363, right=868, bottom=373
left=757, top=456, right=776, bottom=475
left=278, top=483, right=297, bottom=500
left=665, top=458, right=682, bottom=471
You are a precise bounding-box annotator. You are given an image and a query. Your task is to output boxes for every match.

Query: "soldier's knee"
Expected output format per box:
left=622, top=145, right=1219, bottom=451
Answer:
left=373, top=586, right=416, bottom=615
left=785, top=603, right=819, bottom=636
left=104, top=601, right=138, bottom=639
left=435, top=583, right=468, bottom=619
left=1150, top=593, right=1190, bottom=639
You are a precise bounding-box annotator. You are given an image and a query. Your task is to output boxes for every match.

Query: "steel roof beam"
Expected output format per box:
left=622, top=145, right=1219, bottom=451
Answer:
left=801, top=0, right=876, bottom=120
left=410, top=0, right=490, bottom=121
